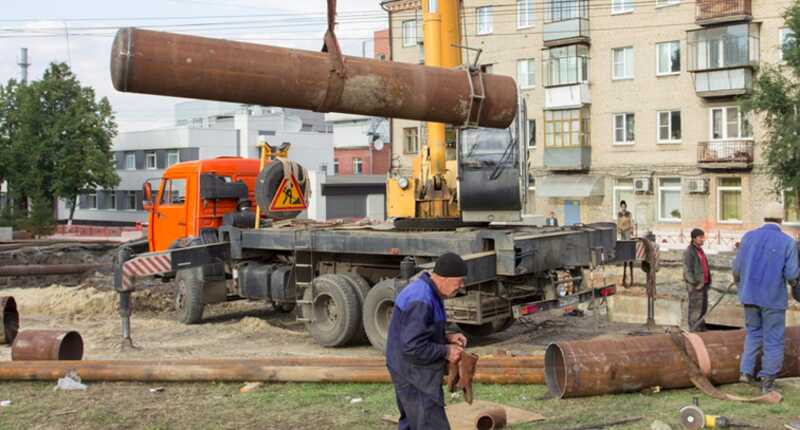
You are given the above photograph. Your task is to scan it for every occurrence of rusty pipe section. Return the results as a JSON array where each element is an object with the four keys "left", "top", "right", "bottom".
[
  {"left": 0, "top": 297, "right": 19, "bottom": 345},
  {"left": 0, "top": 360, "right": 543, "bottom": 384},
  {"left": 11, "top": 330, "right": 84, "bottom": 361},
  {"left": 110, "top": 28, "right": 518, "bottom": 129},
  {"left": 475, "top": 406, "right": 508, "bottom": 430},
  {"left": 0, "top": 264, "right": 110, "bottom": 277},
  {"left": 545, "top": 327, "right": 800, "bottom": 398}
]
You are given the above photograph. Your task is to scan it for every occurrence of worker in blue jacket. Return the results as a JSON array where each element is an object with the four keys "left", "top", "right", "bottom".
[
  {"left": 386, "top": 252, "right": 468, "bottom": 430},
  {"left": 733, "top": 202, "right": 800, "bottom": 394}
]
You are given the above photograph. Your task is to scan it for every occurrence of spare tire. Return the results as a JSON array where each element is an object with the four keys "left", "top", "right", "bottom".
[{"left": 255, "top": 160, "right": 310, "bottom": 219}]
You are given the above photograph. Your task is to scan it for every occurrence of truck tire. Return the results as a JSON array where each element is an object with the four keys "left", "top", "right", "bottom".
[
  {"left": 175, "top": 268, "right": 205, "bottom": 324},
  {"left": 362, "top": 279, "right": 396, "bottom": 352},
  {"left": 338, "top": 273, "right": 371, "bottom": 344},
  {"left": 304, "top": 274, "right": 360, "bottom": 347}
]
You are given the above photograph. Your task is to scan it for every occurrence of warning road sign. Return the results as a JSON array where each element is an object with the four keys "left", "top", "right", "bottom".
[{"left": 269, "top": 175, "right": 307, "bottom": 212}]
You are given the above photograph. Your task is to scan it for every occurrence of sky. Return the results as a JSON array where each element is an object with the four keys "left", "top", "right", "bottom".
[{"left": 0, "top": 0, "right": 388, "bottom": 131}]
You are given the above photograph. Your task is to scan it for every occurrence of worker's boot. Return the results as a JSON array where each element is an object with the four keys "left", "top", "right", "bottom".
[
  {"left": 458, "top": 352, "right": 479, "bottom": 404},
  {"left": 739, "top": 373, "right": 760, "bottom": 388},
  {"left": 761, "top": 377, "right": 777, "bottom": 394},
  {"left": 446, "top": 360, "right": 460, "bottom": 393}
]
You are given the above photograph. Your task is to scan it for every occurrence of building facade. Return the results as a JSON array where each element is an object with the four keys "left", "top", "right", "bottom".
[
  {"left": 384, "top": 0, "right": 798, "bottom": 249},
  {"left": 325, "top": 112, "right": 392, "bottom": 176}
]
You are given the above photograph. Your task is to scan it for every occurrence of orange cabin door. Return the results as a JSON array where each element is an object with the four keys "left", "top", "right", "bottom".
[{"left": 153, "top": 177, "right": 190, "bottom": 251}]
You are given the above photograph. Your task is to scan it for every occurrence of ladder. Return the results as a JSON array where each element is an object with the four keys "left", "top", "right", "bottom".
[{"left": 293, "top": 227, "right": 316, "bottom": 323}]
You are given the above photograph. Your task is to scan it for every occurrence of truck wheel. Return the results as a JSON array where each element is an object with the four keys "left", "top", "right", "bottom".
[
  {"left": 363, "top": 279, "right": 396, "bottom": 352},
  {"left": 338, "top": 273, "right": 371, "bottom": 344},
  {"left": 304, "top": 274, "right": 360, "bottom": 347},
  {"left": 175, "top": 268, "right": 205, "bottom": 324}
]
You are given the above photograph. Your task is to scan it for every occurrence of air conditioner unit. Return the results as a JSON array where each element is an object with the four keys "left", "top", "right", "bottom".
[
  {"left": 634, "top": 177, "right": 651, "bottom": 193},
  {"left": 687, "top": 178, "right": 709, "bottom": 194}
]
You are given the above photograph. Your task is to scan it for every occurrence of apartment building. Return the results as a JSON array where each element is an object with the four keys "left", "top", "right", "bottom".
[{"left": 384, "top": 0, "right": 798, "bottom": 247}]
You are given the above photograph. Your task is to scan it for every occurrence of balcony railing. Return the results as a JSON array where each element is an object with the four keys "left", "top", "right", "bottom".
[
  {"left": 696, "top": 0, "right": 752, "bottom": 25},
  {"left": 544, "top": 146, "right": 591, "bottom": 171},
  {"left": 697, "top": 140, "right": 754, "bottom": 168}
]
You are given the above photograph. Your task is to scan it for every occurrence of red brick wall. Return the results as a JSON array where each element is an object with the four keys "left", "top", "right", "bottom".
[
  {"left": 334, "top": 145, "right": 391, "bottom": 175},
  {"left": 374, "top": 29, "right": 390, "bottom": 60}
]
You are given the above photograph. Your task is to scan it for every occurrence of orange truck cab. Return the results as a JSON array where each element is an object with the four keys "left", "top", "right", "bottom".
[{"left": 144, "top": 157, "right": 261, "bottom": 252}]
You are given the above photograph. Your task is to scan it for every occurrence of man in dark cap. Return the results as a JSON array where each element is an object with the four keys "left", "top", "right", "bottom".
[
  {"left": 683, "top": 228, "right": 711, "bottom": 332},
  {"left": 386, "top": 252, "right": 468, "bottom": 430}
]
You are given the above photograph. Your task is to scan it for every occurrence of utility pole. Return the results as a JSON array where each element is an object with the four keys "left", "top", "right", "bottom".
[{"left": 17, "top": 48, "right": 30, "bottom": 84}]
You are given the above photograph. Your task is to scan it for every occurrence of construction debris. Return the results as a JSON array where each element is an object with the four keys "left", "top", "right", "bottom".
[
  {"left": 474, "top": 406, "right": 507, "bottom": 430},
  {"left": 239, "top": 382, "right": 263, "bottom": 394},
  {"left": 54, "top": 372, "right": 87, "bottom": 391}
]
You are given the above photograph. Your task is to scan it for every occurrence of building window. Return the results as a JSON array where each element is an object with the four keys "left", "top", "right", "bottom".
[
  {"left": 657, "top": 110, "right": 682, "bottom": 143},
  {"left": 109, "top": 192, "right": 117, "bottom": 210},
  {"left": 527, "top": 119, "right": 537, "bottom": 149},
  {"left": 718, "top": 178, "right": 742, "bottom": 223},
  {"left": 780, "top": 28, "right": 796, "bottom": 61},
  {"left": 145, "top": 152, "right": 157, "bottom": 170},
  {"left": 125, "top": 153, "right": 136, "bottom": 170},
  {"left": 402, "top": 20, "right": 417, "bottom": 47},
  {"left": 403, "top": 127, "right": 419, "bottom": 154},
  {"left": 613, "top": 179, "right": 634, "bottom": 219},
  {"left": 547, "top": 0, "right": 586, "bottom": 22},
  {"left": 658, "top": 178, "right": 682, "bottom": 222},
  {"left": 688, "top": 24, "right": 759, "bottom": 71},
  {"left": 476, "top": 6, "right": 493, "bottom": 35},
  {"left": 656, "top": 41, "right": 681, "bottom": 75},
  {"left": 353, "top": 158, "right": 363, "bottom": 175},
  {"left": 710, "top": 106, "right": 752, "bottom": 140},
  {"left": 544, "top": 44, "right": 589, "bottom": 87},
  {"left": 517, "top": 58, "right": 536, "bottom": 89},
  {"left": 544, "top": 108, "right": 590, "bottom": 147},
  {"left": 613, "top": 113, "right": 635, "bottom": 145},
  {"left": 784, "top": 190, "right": 799, "bottom": 224},
  {"left": 88, "top": 192, "right": 97, "bottom": 210},
  {"left": 517, "top": 0, "right": 535, "bottom": 29},
  {"left": 612, "top": 0, "right": 633, "bottom": 14},
  {"left": 612, "top": 47, "right": 634, "bottom": 80},
  {"left": 333, "top": 159, "right": 339, "bottom": 175},
  {"left": 656, "top": 0, "right": 680, "bottom": 6},
  {"left": 127, "top": 191, "right": 137, "bottom": 211},
  {"left": 167, "top": 150, "right": 180, "bottom": 167}
]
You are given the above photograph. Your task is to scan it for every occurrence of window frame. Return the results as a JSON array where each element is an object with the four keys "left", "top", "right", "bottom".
[
  {"left": 88, "top": 192, "right": 98, "bottom": 210},
  {"left": 333, "top": 159, "right": 339, "bottom": 175},
  {"left": 611, "top": 0, "right": 633, "bottom": 15},
  {"left": 783, "top": 188, "right": 800, "bottom": 226},
  {"left": 709, "top": 106, "right": 753, "bottom": 141},
  {"left": 167, "top": 150, "right": 180, "bottom": 167},
  {"left": 717, "top": 177, "right": 743, "bottom": 224},
  {"left": 145, "top": 151, "right": 157, "bottom": 170},
  {"left": 159, "top": 178, "right": 187, "bottom": 206},
  {"left": 476, "top": 6, "right": 493, "bottom": 35},
  {"left": 656, "top": 40, "right": 681, "bottom": 76},
  {"left": 517, "top": 0, "right": 535, "bottom": 29},
  {"left": 613, "top": 113, "right": 635, "bottom": 145},
  {"left": 612, "top": 47, "right": 634, "bottom": 80},
  {"left": 655, "top": 0, "right": 680, "bottom": 7},
  {"left": 517, "top": 58, "right": 536, "bottom": 89},
  {"left": 780, "top": 27, "right": 796, "bottom": 61},
  {"left": 353, "top": 158, "right": 363, "bottom": 175},
  {"left": 125, "top": 153, "right": 136, "bottom": 171},
  {"left": 612, "top": 179, "right": 634, "bottom": 220},
  {"left": 544, "top": 108, "right": 590, "bottom": 148},
  {"left": 127, "top": 191, "right": 138, "bottom": 212},
  {"left": 109, "top": 191, "right": 117, "bottom": 211},
  {"left": 402, "top": 20, "right": 417, "bottom": 48},
  {"left": 658, "top": 177, "right": 683, "bottom": 223},
  {"left": 657, "top": 110, "right": 682, "bottom": 144},
  {"left": 403, "top": 127, "right": 419, "bottom": 154}
]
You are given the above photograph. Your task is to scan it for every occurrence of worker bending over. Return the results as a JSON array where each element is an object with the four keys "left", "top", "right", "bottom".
[
  {"left": 386, "top": 252, "right": 468, "bottom": 430},
  {"left": 733, "top": 202, "right": 800, "bottom": 393}
]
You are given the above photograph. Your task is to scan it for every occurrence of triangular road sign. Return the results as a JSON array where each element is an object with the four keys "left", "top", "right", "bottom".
[{"left": 269, "top": 175, "right": 307, "bottom": 212}]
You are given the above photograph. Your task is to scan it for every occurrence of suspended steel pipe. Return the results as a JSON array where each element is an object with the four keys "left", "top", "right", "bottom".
[
  {"left": 0, "top": 264, "right": 110, "bottom": 277},
  {"left": 545, "top": 327, "right": 800, "bottom": 398},
  {"left": 109, "top": 28, "right": 517, "bottom": 129}
]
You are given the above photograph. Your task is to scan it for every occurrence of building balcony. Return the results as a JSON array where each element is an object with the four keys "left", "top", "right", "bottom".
[
  {"left": 697, "top": 140, "right": 753, "bottom": 169},
  {"left": 543, "top": 18, "right": 590, "bottom": 46},
  {"left": 543, "top": 146, "right": 591, "bottom": 171},
  {"left": 696, "top": 0, "right": 751, "bottom": 25},
  {"left": 694, "top": 67, "right": 753, "bottom": 97},
  {"left": 545, "top": 83, "right": 591, "bottom": 110}
]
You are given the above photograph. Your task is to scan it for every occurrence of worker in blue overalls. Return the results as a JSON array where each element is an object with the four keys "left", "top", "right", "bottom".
[
  {"left": 386, "top": 252, "right": 468, "bottom": 430},
  {"left": 733, "top": 202, "right": 800, "bottom": 394}
]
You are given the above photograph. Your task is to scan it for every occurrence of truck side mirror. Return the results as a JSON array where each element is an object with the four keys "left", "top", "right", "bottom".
[{"left": 143, "top": 182, "right": 153, "bottom": 207}]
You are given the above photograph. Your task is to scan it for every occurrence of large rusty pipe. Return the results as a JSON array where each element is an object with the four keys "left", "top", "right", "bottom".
[
  {"left": 11, "top": 330, "right": 84, "bottom": 361},
  {"left": 0, "top": 361, "right": 543, "bottom": 384},
  {"left": 545, "top": 328, "right": 800, "bottom": 398},
  {"left": 110, "top": 28, "right": 517, "bottom": 129},
  {"left": 0, "top": 297, "right": 19, "bottom": 345},
  {"left": 0, "top": 264, "right": 110, "bottom": 277},
  {"left": 92, "top": 356, "right": 543, "bottom": 369}
]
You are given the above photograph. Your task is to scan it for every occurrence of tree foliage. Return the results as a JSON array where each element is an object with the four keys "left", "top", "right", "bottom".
[
  {"left": 0, "top": 62, "right": 119, "bottom": 235},
  {"left": 744, "top": 1, "right": 800, "bottom": 207}
]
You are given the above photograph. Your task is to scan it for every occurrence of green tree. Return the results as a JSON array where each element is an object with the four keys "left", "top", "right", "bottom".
[
  {"left": 0, "top": 63, "right": 119, "bottom": 234},
  {"left": 744, "top": 1, "right": 800, "bottom": 214}
]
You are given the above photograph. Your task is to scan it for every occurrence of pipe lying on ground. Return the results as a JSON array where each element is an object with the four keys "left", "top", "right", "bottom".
[
  {"left": 0, "top": 360, "right": 543, "bottom": 384},
  {"left": 545, "top": 327, "right": 800, "bottom": 398},
  {"left": 475, "top": 407, "right": 507, "bottom": 430},
  {"left": 104, "top": 356, "right": 543, "bottom": 369},
  {"left": 11, "top": 330, "right": 84, "bottom": 361},
  {"left": 0, "top": 297, "right": 19, "bottom": 345},
  {"left": 0, "top": 264, "right": 110, "bottom": 277},
  {"left": 110, "top": 28, "right": 518, "bottom": 129}
]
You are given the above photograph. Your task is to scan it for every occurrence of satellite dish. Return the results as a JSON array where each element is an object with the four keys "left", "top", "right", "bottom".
[{"left": 373, "top": 139, "right": 384, "bottom": 151}]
